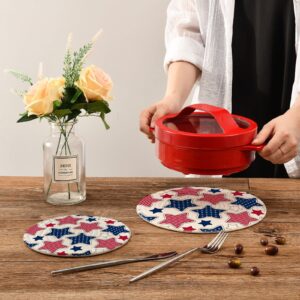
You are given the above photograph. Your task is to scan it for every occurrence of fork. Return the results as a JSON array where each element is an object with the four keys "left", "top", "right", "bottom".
[{"left": 129, "top": 230, "right": 228, "bottom": 283}]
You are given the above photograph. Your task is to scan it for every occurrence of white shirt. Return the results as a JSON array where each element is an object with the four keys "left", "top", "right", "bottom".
[{"left": 164, "top": 0, "right": 300, "bottom": 178}]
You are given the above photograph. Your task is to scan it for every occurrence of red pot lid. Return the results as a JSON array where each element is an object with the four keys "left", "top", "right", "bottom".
[{"left": 155, "top": 104, "right": 258, "bottom": 149}]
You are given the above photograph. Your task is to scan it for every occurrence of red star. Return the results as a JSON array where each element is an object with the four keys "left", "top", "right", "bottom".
[
  {"left": 39, "top": 240, "right": 67, "bottom": 253},
  {"left": 252, "top": 209, "right": 264, "bottom": 216},
  {"left": 232, "top": 191, "right": 244, "bottom": 196},
  {"left": 46, "top": 223, "right": 55, "bottom": 227},
  {"left": 57, "top": 251, "right": 67, "bottom": 256},
  {"left": 199, "top": 193, "right": 231, "bottom": 205},
  {"left": 57, "top": 216, "right": 82, "bottom": 225},
  {"left": 105, "top": 220, "right": 115, "bottom": 224},
  {"left": 183, "top": 226, "right": 196, "bottom": 232},
  {"left": 162, "top": 194, "right": 173, "bottom": 199},
  {"left": 118, "top": 235, "right": 129, "bottom": 241},
  {"left": 26, "top": 224, "right": 44, "bottom": 235},
  {"left": 96, "top": 238, "right": 121, "bottom": 250},
  {"left": 227, "top": 212, "right": 258, "bottom": 226},
  {"left": 75, "top": 222, "right": 102, "bottom": 232},
  {"left": 173, "top": 187, "right": 203, "bottom": 196},
  {"left": 139, "top": 195, "right": 161, "bottom": 207},
  {"left": 160, "top": 213, "right": 193, "bottom": 228}
]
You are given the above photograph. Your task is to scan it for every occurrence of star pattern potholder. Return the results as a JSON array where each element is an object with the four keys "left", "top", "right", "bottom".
[
  {"left": 136, "top": 187, "right": 266, "bottom": 233},
  {"left": 23, "top": 215, "right": 131, "bottom": 257}
]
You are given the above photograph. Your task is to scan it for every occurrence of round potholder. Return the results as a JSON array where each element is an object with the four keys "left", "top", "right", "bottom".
[
  {"left": 137, "top": 187, "right": 266, "bottom": 233},
  {"left": 23, "top": 215, "right": 131, "bottom": 257}
]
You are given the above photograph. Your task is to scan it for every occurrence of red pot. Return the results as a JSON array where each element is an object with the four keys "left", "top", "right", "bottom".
[{"left": 153, "top": 104, "right": 263, "bottom": 175}]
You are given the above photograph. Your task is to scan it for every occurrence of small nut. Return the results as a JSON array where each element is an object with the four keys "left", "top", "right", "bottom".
[
  {"left": 228, "top": 257, "right": 241, "bottom": 269},
  {"left": 260, "top": 237, "right": 269, "bottom": 246},
  {"left": 265, "top": 245, "right": 278, "bottom": 256},
  {"left": 234, "top": 244, "right": 243, "bottom": 255},
  {"left": 275, "top": 236, "right": 286, "bottom": 245},
  {"left": 250, "top": 266, "right": 260, "bottom": 276}
]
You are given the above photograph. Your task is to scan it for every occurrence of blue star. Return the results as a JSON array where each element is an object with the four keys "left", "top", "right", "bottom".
[
  {"left": 165, "top": 199, "right": 197, "bottom": 212},
  {"left": 103, "top": 225, "right": 130, "bottom": 236},
  {"left": 201, "top": 226, "right": 224, "bottom": 233},
  {"left": 87, "top": 217, "right": 97, "bottom": 222},
  {"left": 47, "top": 227, "right": 73, "bottom": 239},
  {"left": 199, "top": 220, "right": 212, "bottom": 227},
  {"left": 33, "top": 235, "right": 44, "bottom": 241},
  {"left": 150, "top": 208, "right": 163, "bottom": 214},
  {"left": 24, "top": 241, "right": 37, "bottom": 248},
  {"left": 193, "top": 206, "right": 225, "bottom": 219},
  {"left": 232, "top": 197, "right": 263, "bottom": 209},
  {"left": 68, "top": 233, "right": 95, "bottom": 245},
  {"left": 71, "top": 246, "right": 82, "bottom": 252},
  {"left": 210, "top": 189, "right": 221, "bottom": 193},
  {"left": 139, "top": 213, "right": 157, "bottom": 222},
  {"left": 72, "top": 251, "right": 91, "bottom": 257}
]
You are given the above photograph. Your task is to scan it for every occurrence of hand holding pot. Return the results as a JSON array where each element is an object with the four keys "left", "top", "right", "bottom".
[
  {"left": 253, "top": 105, "right": 300, "bottom": 164},
  {"left": 140, "top": 61, "right": 201, "bottom": 143},
  {"left": 139, "top": 96, "right": 183, "bottom": 143}
]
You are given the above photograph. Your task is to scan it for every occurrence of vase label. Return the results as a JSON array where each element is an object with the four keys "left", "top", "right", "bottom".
[{"left": 53, "top": 155, "right": 78, "bottom": 182}]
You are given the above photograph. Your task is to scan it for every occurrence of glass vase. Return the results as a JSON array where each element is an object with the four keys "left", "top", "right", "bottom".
[{"left": 43, "top": 120, "right": 86, "bottom": 205}]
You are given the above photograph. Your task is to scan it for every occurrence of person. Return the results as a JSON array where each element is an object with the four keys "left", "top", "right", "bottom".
[{"left": 140, "top": 0, "right": 300, "bottom": 178}]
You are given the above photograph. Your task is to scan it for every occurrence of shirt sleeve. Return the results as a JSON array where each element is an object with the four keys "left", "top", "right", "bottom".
[{"left": 164, "top": 0, "right": 205, "bottom": 72}]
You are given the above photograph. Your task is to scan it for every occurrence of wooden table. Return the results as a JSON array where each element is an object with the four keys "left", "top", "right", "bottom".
[{"left": 0, "top": 177, "right": 299, "bottom": 300}]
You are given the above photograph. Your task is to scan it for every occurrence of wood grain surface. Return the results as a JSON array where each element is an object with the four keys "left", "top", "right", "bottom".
[{"left": 0, "top": 177, "right": 299, "bottom": 300}]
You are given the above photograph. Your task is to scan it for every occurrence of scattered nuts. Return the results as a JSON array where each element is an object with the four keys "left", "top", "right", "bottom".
[
  {"left": 260, "top": 237, "right": 269, "bottom": 246},
  {"left": 235, "top": 244, "right": 244, "bottom": 255},
  {"left": 228, "top": 257, "right": 241, "bottom": 269},
  {"left": 275, "top": 236, "right": 286, "bottom": 245},
  {"left": 265, "top": 245, "right": 278, "bottom": 256},
  {"left": 250, "top": 266, "right": 260, "bottom": 276}
]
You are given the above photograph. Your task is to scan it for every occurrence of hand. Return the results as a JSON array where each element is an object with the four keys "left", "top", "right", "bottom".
[
  {"left": 139, "top": 95, "right": 182, "bottom": 143},
  {"left": 252, "top": 107, "right": 300, "bottom": 164}
]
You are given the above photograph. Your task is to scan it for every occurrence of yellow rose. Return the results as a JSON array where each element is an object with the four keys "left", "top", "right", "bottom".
[
  {"left": 23, "top": 77, "right": 65, "bottom": 116},
  {"left": 75, "top": 65, "right": 112, "bottom": 101}
]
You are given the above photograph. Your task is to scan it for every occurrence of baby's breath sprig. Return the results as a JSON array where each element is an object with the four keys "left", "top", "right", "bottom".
[
  {"left": 63, "top": 42, "right": 92, "bottom": 88},
  {"left": 5, "top": 69, "right": 33, "bottom": 86},
  {"left": 63, "top": 48, "right": 73, "bottom": 87},
  {"left": 63, "top": 30, "right": 102, "bottom": 88},
  {"left": 71, "top": 42, "right": 93, "bottom": 83}
]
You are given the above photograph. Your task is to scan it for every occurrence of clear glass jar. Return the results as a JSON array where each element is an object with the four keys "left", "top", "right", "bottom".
[{"left": 43, "top": 120, "right": 86, "bottom": 205}]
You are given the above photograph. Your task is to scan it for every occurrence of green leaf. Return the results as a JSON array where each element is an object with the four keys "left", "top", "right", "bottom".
[
  {"left": 62, "top": 87, "right": 85, "bottom": 106},
  {"left": 17, "top": 113, "right": 38, "bottom": 123},
  {"left": 66, "top": 110, "right": 81, "bottom": 122},
  {"left": 53, "top": 100, "right": 62, "bottom": 110},
  {"left": 86, "top": 101, "right": 111, "bottom": 114},
  {"left": 70, "top": 89, "right": 83, "bottom": 103},
  {"left": 100, "top": 112, "right": 110, "bottom": 129},
  {"left": 52, "top": 109, "right": 72, "bottom": 118},
  {"left": 63, "top": 87, "right": 77, "bottom": 103},
  {"left": 72, "top": 103, "right": 87, "bottom": 110}
]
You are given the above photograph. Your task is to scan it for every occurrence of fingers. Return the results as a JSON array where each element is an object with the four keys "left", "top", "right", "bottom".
[
  {"left": 139, "top": 105, "right": 156, "bottom": 142},
  {"left": 280, "top": 137, "right": 298, "bottom": 155},
  {"left": 252, "top": 121, "right": 275, "bottom": 145},
  {"left": 260, "top": 132, "right": 283, "bottom": 158},
  {"left": 150, "top": 106, "right": 169, "bottom": 128},
  {"left": 259, "top": 135, "right": 299, "bottom": 164},
  {"left": 262, "top": 147, "right": 298, "bottom": 164}
]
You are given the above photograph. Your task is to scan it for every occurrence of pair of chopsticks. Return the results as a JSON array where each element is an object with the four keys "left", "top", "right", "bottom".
[{"left": 51, "top": 251, "right": 177, "bottom": 276}]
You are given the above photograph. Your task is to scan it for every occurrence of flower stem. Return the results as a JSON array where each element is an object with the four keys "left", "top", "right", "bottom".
[
  {"left": 45, "top": 120, "right": 80, "bottom": 202},
  {"left": 45, "top": 125, "right": 63, "bottom": 198}
]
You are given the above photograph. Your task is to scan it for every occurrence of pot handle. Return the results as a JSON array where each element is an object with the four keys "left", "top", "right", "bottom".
[
  {"left": 176, "top": 104, "right": 241, "bottom": 134},
  {"left": 241, "top": 144, "right": 265, "bottom": 151}
]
